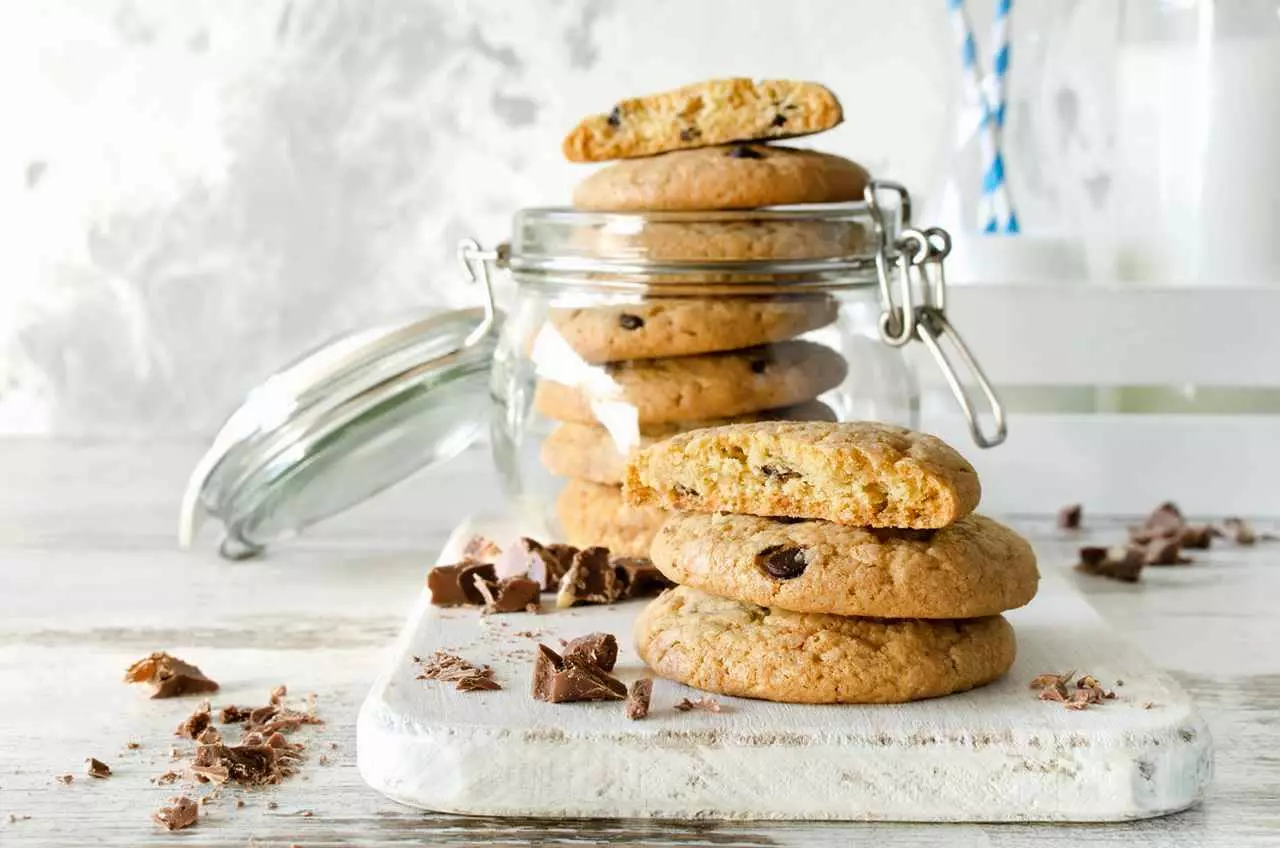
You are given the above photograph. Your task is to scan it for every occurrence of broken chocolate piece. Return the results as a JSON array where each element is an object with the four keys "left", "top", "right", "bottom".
[
  {"left": 606, "top": 106, "right": 622, "bottom": 128},
  {"left": 124, "top": 652, "right": 219, "bottom": 699},
  {"left": 612, "top": 557, "right": 674, "bottom": 599},
  {"left": 1143, "top": 536, "right": 1191, "bottom": 566},
  {"left": 1075, "top": 545, "right": 1143, "bottom": 583},
  {"left": 427, "top": 562, "right": 498, "bottom": 606},
  {"left": 760, "top": 463, "right": 801, "bottom": 482},
  {"left": 175, "top": 701, "right": 213, "bottom": 739},
  {"left": 488, "top": 576, "right": 542, "bottom": 614},
  {"left": 1222, "top": 517, "right": 1257, "bottom": 546},
  {"left": 462, "top": 535, "right": 502, "bottom": 562},
  {"left": 756, "top": 545, "right": 810, "bottom": 580},
  {"left": 84, "top": 758, "right": 111, "bottom": 779},
  {"left": 154, "top": 796, "right": 199, "bottom": 831},
  {"left": 562, "top": 632, "right": 618, "bottom": 672},
  {"left": 1179, "top": 524, "right": 1216, "bottom": 549},
  {"left": 1145, "top": 501, "right": 1185, "bottom": 535},
  {"left": 531, "top": 644, "right": 626, "bottom": 703},
  {"left": 626, "top": 678, "right": 653, "bottom": 720},
  {"left": 456, "top": 674, "right": 502, "bottom": 692},
  {"left": 1057, "top": 504, "right": 1082, "bottom": 529},
  {"left": 219, "top": 705, "right": 249, "bottom": 724},
  {"left": 674, "top": 697, "right": 722, "bottom": 713},
  {"left": 619, "top": 313, "right": 645, "bottom": 330},
  {"left": 727, "top": 144, "right": 765, "bottom": 159},
  {"left": 556, "top": 547, "right": 621, "bottom": 608}
]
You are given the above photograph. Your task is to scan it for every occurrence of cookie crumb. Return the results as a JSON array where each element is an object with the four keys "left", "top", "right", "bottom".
[
  {"left": 85, "top": 758, "right": 111, "bottom": 779},
  {"left": 674, "top": 697, "right": 722, "bottom": 713},
  {"left": 236, "top": 799, "right": 246, "bottom": 808},
  {"left": 626, "top": 679, "right": 653, "bottom": 720},
  {"left": 1143, "top": 701, "right": 1157, "bottom": 710},
  {"left": 154, "top": 796, "right": 199, "bottom": 831},
  {"left": 268, "top": 801, "right": 279, "bottom": 810},
  {"left": 56, "top": 774, "right": 73, "bottom": 785},
  {"left": 1031, "top": 670, "right": 1113, "bottom": 711},
  {"left": 124, "top": 652, "right": 219, "bottom": 699},
  {"left": 153, "top": 770, "right": 181, "bottom": 784},
  {"left": 125, "top": 740, "right": 141, "bottom": 750}
]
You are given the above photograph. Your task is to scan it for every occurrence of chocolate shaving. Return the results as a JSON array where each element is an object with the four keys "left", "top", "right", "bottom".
[
  {"left": 531, "top": 644, "right": 626, "bottom": 703},
  {"left": 191, "top": 731, "right": 302, "bottom": 786},
  {"left": 1076, "top": 545, "right": 1143, "bottom": 582},
  {"left": 154, "top": 796, "right": 199, "bottom": 831},
  {"left": 673, "top": 697, "right": 722, "bottom": 713},
  {"left": 84, "top": 758, "right": 111, "bottom": 779},
  {"left": 414, "top": 651, "right": 501, "bottom": 692},
  {"left": 124, "top": 652, "right": 219, "bottom": 699},
  {"left": 1030, "top": 670, "right": 1114, "bottom": 711},
  {"left": 556, "top": 547, "right": 621, "bottom": 608},
  {"left": 562, "top": 632, "right": 618, "bottom": 672},
  {"left": 626, "top": 678, "right": 653, "bottom": 720},
  {"left": 1057, "top": 504, "right": 1082, "bottom": 529},
  {"left": 175, "top": 701, "right": 213, "bottom": 739}
]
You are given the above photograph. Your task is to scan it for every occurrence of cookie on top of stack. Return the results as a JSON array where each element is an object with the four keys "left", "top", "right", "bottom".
[
  {"left": 624, "top": 421, "right": 1039, "bottom": 704},
  {"left": 541, "top": 78, "right": 866, "bottom": 556}
]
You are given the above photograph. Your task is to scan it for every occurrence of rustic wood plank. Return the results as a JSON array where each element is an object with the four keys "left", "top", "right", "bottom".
[{"left": 1, "top": 441, "right": 1278, "bottom": 845}]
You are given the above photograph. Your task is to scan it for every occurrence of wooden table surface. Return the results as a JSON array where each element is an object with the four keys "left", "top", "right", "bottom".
[{"left": 2, "top": 440, "right": 1278, "bottom": 846}]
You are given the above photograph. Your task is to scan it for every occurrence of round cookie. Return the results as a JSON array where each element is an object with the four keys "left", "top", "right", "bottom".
[
  {"left": 555, "top": 479, "right": 667, "bottom": 558},
  {"left": 579, "top": 218, "right": 866, "bottom": 263},
  {"left": 635, "top": 586, "right": 1016, "bottom": 704},
  {"left": 548, "top": 295, "right": 838, "bottom": 363},
  {"left": 534, "top": 340, "right": 848, "bottom": 426},
  {"left": 573, "top": 144, "right": 871, "bottom": 212},
  {"left": 541, "top": 400, "right": 836, "bottom": 486},
  {"left": 650, "top": 513, "right": 1039, "bottom": 618}
]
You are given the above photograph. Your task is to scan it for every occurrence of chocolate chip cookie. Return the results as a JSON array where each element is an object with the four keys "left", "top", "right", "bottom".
[
  {"left": 625, "top": 421, "right": 980, "bottom": 529},
  {"left": 650, "top": 513, "right": 1038, "bottom": 618},
  {"left": 563, "top": 78, "right": 843, "bottom": 162},
  {"left": 555, "top": 479, "right": 667, "bottom": 558},
  {"left": 548, "top": 296, "right": 838, "bottom": 363},
  {"left": 541, "top": 400, "right": 836, "bottom": 486},
  {"left": 534, "top": 341, "right": 847, "bottom": 426},
  {"left": 573, "top": 145, "right": 871, "bottom": 212},
  {"left": 634, "top": 586, "right": 1016, "bottom": 704}
]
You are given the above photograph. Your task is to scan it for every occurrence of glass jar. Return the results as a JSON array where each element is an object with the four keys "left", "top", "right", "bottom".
[{"left": 181, "top": 182, "right": 1004, "bottom": 558}]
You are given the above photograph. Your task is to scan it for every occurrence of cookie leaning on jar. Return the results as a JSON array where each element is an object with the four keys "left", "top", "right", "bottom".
[
  {"left": 624, "top": 421, "right": 1039, "bottom": 704},
  {"left": 543, "top": 78, "right": 870, "bottom": 556}
]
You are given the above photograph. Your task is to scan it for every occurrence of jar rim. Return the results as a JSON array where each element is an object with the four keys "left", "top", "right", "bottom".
[{"left": 502, "top": 203, "right": 893, "bottom": 290}]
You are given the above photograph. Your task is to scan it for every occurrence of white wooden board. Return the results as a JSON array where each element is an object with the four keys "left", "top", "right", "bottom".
[{"left": 357, "top": 522, "right": 1213, "bottom": 822}]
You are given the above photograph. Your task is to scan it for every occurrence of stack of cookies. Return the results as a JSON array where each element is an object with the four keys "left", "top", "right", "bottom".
[
  {"left": 538, "top": 78, "right": 872, "bottom": 556},
  {"left": 624, "top": 421, "right": 1039, "bottom": 704}
]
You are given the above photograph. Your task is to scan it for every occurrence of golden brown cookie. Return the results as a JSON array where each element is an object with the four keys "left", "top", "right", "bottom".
[
  {"left": 547, "top": 296, "right": 838, "bottom": 363},
  {"left": 555, "top": 479, "right": 667, "bottom": 558},
  {"left": 563, "top": 78, "right": 843, "bottom": 162},
  {"left": 625, "top": 421, "right": 980, "bottom": 529},
  {"left": 541, "top": 400, "right": 836, "bottom": 486},
  {"left": 578, "top": 218, "right": 866, "bottom": 263},
  {"left": 634, "top": 587, "right": 1016, "bottom": 704},
  {"left": 573, "top": 145, "right": 871, "bottom": 212},
  {"left": 650, "top": 513, "right": 1038, "bottom": 618},
  {"left": 534, "top": 341, "right": 847, "bottom": 426}
]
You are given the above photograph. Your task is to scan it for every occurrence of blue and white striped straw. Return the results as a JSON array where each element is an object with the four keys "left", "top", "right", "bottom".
[{"left": 946, "top": 0, "right": 1019, "bottom": 234}]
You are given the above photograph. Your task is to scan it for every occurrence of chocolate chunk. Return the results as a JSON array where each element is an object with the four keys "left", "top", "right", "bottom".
[
  {"left": 749, "top": 358, "right": 769, "bottom": 374},
  {"left": 85, "top": 758, "right": 111, "bottom": 779},
  {"left": 1057, "top": 504, "right": 1082, "bottom": 530},
  {"left": 1076, "top": 545, "right": 1143, "bottom": 582},
  {"left": 771, "top": 113, "right": 787, "bottom": 126},
  {"left": 124, "top": 652, "right": 219, "bottom": 699},
  {"left": 563, "top": 632, "right": 618, "bottom": 672},
  {"left": 1143, "top": 536, "right": 1191, "bottom": 566},
  {"left": 760, "top": 463, "right": 801, "bottom": 482},
  {"left": 175, "top": 701, "right": 213, "bottom": 739},
  {"left": 556, "top": 547, "right": 621, "bottom": 608},
  {"left": 154, "top": 796, "right": 199, "bottom": 831},
  {"left": 1222, "top": 517, "right": 1257, "bottom": 545},
  {"left": 673, "top": 483, "right": 699, "bottom": 498},
  {"left": 462, "top": 535, "right": 502, "bottom": 562},
  {"left": 606, "top": 106, "right": 622, "bottom": 128},
  {"left": 678, "top": 127, "right": 701, "bottom": 141},
  {"left": 727, "top": 145, "right": 765, "bottom": 159},
  {"left": 626, "top": 678, "right": 653, "bottom": 720},
  {"left": 1180, "top": 524, "right": 1217, "bottom": 549},
  {"left": 612, "top": 557, "right": 674, "bottom": 599},
  {"left": 488, "top": 576, "right": 542, "bottom": 613},
  {"left": 219, "top": 705, "right": 249, "bottom": 724},
  {"left": 531, "top": 644, "right": 626, "bottom": 703},
  {"left": 426, "top": 562, "right": 497, "bottom": 606},
  {"left": 456, "top": 674, "right": 502, "bottom": 692},
  {"left": 619, "top": 313, "right": 645, "bottom": 330},
  {"left": 756, "top": 545, "right": 810, "bottom": 579}
]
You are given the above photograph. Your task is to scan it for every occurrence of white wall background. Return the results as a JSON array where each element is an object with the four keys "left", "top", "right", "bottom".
[{"left": 0, "top": 0, "right": 969, "bottom": 437}]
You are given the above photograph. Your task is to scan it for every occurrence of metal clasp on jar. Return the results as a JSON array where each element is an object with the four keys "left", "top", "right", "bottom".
[{"left": 865, "top": 181, "right": 1008, "bottom": 448}]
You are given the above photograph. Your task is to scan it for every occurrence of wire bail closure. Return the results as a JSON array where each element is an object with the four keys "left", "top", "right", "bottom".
[
  {"left": 456, "top": 238, "right": 501, "bottom": 349},
  {"left": 865, "top": 181, "right": 1008, "bottom": 448}
]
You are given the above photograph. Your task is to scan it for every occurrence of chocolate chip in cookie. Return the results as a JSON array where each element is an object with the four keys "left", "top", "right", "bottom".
[
  {"left": 618, "top": 313, "right": 645, "bottom": 331},
  {"left": 756, "top": 545, "right": 810, "bottom": 580},
  {"left": 760, "top": 463, "right": 801, "bottom": 482},
  {"left": 727, "top": 144, "right": 765, "bottom": 159}
]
